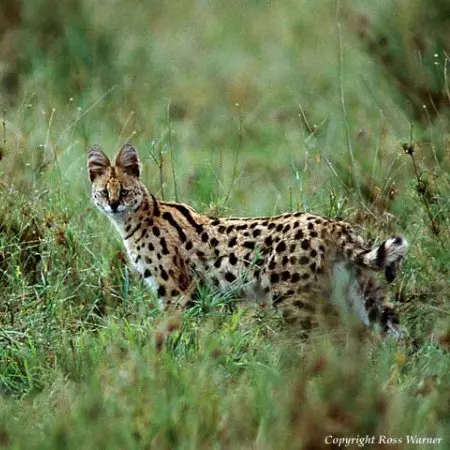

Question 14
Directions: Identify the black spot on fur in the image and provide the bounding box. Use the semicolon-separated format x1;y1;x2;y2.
185;299;196;308
210;238;219;247
179;273;190;291
270;273;279;283
295;230;304;240
294;300;315;312
367;307;378;323
276;242;286;253
157;285;166;297
385;263;397;283
136;229;148;242
214;257;224;268
252;229;261;238
229;253;237;265
160;238;170;255
161;268;169;281
301;239;310;250
228;237;238;247
243;241;255;249
125;223;141;240
225;272;236;283
291;273;301;283
201;232;209;243
185;241;193;250
152;226;160;237
299;256;309;265
376;242;387;268
281;271;290;281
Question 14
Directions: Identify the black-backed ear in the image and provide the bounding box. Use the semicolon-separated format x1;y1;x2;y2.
114;144;140;178
88;145;111;183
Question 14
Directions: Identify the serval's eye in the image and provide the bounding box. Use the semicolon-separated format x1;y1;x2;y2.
120;188;130;196
100;189;109;198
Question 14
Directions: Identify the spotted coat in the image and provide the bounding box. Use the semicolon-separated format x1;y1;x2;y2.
88;144;408;335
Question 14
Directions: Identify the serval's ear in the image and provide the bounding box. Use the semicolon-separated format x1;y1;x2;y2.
114;144;140;178
88;145;111;183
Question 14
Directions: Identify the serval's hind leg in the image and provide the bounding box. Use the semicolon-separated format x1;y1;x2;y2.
355;268;404;338
332;262;404;338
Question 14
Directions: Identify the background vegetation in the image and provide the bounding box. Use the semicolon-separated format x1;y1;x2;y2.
0;0;449;448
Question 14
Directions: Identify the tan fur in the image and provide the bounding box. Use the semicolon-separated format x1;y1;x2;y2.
88;144;407;335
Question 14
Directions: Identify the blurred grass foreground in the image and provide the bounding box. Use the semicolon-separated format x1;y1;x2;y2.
0;0;449;448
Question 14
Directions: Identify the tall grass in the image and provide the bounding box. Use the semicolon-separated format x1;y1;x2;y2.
0;0;449;448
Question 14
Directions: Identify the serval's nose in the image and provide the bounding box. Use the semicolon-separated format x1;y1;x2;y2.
110;201;120;212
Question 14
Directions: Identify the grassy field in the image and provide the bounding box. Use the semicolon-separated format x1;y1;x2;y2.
0;0;449;448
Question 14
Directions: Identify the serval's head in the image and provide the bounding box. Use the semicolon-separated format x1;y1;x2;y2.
88;144;145;216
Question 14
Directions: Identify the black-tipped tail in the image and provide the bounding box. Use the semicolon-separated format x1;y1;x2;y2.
359;236;408;281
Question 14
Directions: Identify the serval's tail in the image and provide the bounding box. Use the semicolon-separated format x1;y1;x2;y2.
336;226;408;282
355;236;408;282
